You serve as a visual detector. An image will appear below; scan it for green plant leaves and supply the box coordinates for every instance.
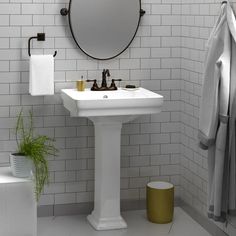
[15,109,57,201]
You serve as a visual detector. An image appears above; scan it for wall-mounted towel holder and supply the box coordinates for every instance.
[28,33,57,57]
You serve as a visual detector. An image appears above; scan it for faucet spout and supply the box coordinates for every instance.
[103,69,110,77]
[101,69,110,88]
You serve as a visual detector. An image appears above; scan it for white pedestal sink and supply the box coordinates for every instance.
[61,88,163,230]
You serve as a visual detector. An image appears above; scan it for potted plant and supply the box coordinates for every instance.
[10,110,57,201]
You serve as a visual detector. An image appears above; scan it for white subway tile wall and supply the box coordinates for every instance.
[181,0,236,234]
[0,0,181,207]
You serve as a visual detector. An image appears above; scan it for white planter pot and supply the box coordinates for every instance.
[10,153,33,178]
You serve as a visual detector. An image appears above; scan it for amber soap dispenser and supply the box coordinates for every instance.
[77,76,85,91]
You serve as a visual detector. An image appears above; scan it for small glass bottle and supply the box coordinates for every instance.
[76,75,85,91]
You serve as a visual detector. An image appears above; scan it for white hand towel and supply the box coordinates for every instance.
[29,55,54,96]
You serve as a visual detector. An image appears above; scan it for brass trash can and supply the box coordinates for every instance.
[146,181,174,224]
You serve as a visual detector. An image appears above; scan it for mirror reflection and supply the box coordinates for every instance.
[67,0,142,60]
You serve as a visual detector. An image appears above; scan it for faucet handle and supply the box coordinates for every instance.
[86,79,99,91]
[109,79,122,90]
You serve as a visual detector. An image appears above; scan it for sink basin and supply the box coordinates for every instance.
[61,88,163,117]
[61,87,163,231]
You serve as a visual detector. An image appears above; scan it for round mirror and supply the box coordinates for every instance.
[68,0,142,60]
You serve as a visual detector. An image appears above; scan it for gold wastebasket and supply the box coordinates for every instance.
[146,181,174,224]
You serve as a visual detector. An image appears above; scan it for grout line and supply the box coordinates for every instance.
[168,220,174,234]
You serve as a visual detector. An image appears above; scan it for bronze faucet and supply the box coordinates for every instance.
[87,69,122,91]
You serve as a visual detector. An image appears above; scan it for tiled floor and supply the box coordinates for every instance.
[38,207,211,236]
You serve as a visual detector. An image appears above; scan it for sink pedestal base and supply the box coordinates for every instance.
[87,118,128,230]
[87,213,127,231]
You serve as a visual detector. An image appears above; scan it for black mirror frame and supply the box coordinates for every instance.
[61,0,145,60]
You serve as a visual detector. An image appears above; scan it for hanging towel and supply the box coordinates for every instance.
[29,55,54,96]
[199,1,236,222]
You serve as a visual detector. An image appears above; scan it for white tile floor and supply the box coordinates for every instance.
[38,207,212,236]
